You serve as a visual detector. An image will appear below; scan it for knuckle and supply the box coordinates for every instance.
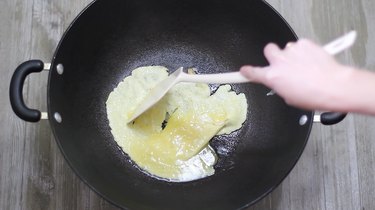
[264,43,275,54]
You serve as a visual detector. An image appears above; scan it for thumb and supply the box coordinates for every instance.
[240,65,269,84]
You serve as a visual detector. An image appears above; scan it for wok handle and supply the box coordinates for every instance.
[314,112,347,125]
[9,60,44,122]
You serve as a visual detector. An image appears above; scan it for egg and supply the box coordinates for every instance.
[106,66,248,182]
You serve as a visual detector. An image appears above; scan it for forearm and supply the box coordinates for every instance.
[329,67,375,115]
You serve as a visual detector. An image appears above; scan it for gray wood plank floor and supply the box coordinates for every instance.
[1,0,374,209]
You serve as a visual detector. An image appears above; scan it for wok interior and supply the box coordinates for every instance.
[49,0,313,209]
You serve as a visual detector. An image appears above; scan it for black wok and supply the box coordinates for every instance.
[9,0,346,209]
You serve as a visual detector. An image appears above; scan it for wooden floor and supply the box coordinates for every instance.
[1,0,375,209]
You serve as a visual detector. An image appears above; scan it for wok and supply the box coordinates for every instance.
[9,0,346,209]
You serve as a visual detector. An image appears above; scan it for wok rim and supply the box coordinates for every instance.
[47,0,314,209]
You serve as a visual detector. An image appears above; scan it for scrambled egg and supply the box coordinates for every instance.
[106,66,247,182]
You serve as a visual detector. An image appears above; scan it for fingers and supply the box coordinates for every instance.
[240,40,307,85]
[264,43,282,63]
[240,43,280,85]
[240,65,270,84]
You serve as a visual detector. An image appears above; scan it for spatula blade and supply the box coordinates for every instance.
[127,67,183,123]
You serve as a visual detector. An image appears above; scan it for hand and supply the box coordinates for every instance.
[240,39,353,110]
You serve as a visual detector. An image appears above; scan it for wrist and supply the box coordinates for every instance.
[322,65,355,112]
[328,66,375,114]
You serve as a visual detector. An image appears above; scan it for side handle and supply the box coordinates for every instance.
[9,60,44,122]
[315,112,347,125]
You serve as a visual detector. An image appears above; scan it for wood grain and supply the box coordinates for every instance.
[1,0,374,209]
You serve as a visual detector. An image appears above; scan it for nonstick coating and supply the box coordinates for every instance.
[48,0,313,209]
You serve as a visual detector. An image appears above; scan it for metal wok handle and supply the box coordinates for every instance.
[9,60,48,122]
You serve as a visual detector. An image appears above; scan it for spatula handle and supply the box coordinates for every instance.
[323,31,357,55]
[180,31,357,85]
[180,71,250,84]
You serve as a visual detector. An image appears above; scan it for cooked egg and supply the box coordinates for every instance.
[106,66,247,182]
